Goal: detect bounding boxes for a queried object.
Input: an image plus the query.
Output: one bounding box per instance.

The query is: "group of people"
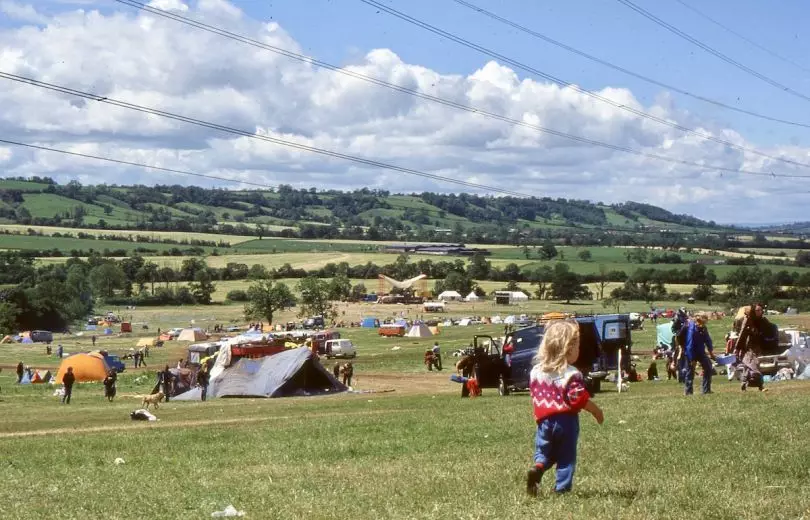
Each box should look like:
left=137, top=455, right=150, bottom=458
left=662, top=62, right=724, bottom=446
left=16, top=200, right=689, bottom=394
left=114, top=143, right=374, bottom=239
left=664, top=303, right=773, bottom=395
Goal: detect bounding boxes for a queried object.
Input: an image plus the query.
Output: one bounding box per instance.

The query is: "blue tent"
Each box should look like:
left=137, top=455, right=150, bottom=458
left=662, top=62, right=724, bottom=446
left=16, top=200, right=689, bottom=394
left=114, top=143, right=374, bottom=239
left=361, top=317, right=379, bottom=328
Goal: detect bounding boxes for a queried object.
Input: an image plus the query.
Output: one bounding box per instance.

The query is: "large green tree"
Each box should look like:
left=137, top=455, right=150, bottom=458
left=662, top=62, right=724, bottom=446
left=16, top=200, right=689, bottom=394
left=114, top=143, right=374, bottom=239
left=550, top=263, right=591, bottom=303
left=189, top=269, right=216, bottom=305
left=244, top=279, right=296, bottom=324
left=297, top=276, right=337, bottom=320
left=89, top=263, right=126, bottom=299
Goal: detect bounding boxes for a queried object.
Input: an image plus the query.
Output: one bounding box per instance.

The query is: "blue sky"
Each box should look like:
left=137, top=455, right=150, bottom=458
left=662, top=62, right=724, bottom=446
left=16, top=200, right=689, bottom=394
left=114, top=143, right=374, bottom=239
left=230, top=0, right=810, bottom=148
left=5, top=0, right=810, bottom=222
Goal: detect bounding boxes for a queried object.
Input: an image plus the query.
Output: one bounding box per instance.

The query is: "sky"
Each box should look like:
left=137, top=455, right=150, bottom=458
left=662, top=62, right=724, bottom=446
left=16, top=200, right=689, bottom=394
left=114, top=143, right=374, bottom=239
left=2, top=0, right=810, bottom=223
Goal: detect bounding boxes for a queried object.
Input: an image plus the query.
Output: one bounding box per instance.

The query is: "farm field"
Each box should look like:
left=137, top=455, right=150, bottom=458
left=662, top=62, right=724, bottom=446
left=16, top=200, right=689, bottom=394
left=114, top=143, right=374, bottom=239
left=0, top=234, right=220, bottom=254
left=0, top=224, right=255, bottom=245
left=2, top=309, right=810, bottom=519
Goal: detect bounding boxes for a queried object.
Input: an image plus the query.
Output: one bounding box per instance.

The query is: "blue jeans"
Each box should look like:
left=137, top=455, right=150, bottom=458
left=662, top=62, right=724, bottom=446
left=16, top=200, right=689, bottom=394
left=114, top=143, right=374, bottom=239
left=684, top=355, right=713, bottom=395
left=534, top=413, right=580, bottom=492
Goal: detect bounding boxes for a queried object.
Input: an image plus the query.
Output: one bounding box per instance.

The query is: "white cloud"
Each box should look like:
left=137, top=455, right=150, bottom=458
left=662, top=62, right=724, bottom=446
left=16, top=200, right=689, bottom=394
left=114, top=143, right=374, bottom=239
left=0, top=0, right=808, bottom=223
left=0, top=0, right=47, bottom=24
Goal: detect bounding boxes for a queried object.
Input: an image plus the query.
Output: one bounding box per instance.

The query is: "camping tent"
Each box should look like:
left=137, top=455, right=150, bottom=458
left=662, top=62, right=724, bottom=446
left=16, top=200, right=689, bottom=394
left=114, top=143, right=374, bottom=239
left=438, top=291, right=462, bottom=301
left=406, top=324, right=433, bottom=338
left=174, top=347, right=347, bottom=400
left=361, top=317, right=379, bottom=328
left=30, top=369, right=52, bottom=384
left=177, top=328, right=207, bottom=342
left=464, top=291, right=480, bottom=302
left=55, top=352, right=109, bottom=383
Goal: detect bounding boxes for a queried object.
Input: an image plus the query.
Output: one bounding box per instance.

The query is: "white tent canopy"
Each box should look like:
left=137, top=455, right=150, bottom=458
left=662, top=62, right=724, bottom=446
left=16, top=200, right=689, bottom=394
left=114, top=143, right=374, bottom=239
left=464, top=291, right=480, bottom=302
left=406, top=324, right=433, bottom=338
left=438, top=291, right=462, bottom=301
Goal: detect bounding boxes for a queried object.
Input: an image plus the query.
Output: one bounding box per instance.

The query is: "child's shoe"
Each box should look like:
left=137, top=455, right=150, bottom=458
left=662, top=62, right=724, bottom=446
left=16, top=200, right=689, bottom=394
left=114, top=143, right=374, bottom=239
left=526, top=464, right=544, bottom=497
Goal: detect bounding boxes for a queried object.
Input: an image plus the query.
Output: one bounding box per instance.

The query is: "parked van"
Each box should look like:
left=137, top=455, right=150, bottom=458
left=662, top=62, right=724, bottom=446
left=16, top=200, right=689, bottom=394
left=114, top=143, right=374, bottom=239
left=324, top=339, right=356, bottom=359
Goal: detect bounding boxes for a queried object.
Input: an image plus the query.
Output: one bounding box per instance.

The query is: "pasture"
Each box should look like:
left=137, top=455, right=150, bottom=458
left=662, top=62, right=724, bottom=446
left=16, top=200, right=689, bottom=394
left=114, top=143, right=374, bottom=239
left=2, top=308, right=810, bottom=519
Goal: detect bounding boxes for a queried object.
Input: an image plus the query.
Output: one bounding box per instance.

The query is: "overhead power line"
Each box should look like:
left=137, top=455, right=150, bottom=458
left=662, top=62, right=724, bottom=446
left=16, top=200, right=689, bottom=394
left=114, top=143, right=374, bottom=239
left=615, top=0, right=810, bottom=104
left=106, top=1, right=809, bottom=180
left=360, top=0, right=810, bottom=170
left=450, top=0, right=810, bottom=129
left=0, top=138, right=757, bottom=236
left=672, top=0, right=810, bottom=76
left=2, top=71, right=804, bottom=181
left=0, top=73, right=538, bottom=198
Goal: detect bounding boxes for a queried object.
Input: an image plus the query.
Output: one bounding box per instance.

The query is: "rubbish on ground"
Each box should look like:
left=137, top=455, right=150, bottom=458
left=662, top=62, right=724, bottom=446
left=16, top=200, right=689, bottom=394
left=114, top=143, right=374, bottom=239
left=211, top=505, right=245, bottom=517
left=130, top=409, right=158, bottom=421
left=114, top=458, right=125, bottom=465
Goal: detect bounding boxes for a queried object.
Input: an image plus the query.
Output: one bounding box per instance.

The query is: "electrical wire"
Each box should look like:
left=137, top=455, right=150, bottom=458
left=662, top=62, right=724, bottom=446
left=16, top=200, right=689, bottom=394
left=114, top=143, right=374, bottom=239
left=450, top=0, right=810, bottom=129
left=0, top=73, right=541, bottom=198
left=4, top=71, right=806, bottom=181
left=616, top=0, right=810, bottom=103
left=101, top=1, right=806, bottom=179
left=673, top=0, right=810, bottom=75
left=360, top=0, right=810, bottom=170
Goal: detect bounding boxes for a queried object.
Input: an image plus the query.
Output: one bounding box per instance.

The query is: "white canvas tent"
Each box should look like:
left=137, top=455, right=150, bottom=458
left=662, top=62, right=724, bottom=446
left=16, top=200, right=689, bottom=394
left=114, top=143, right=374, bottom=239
left=438, top=291, right=462, bottom=301
left=177, top=328, right=207, bottom=342
left=406, top=323, right=433, bottom=338
left=464, top=291, right=480, bottom=302
left=174, top=347, right=347, bottom=400
left=508, top=291, right=529, bottom=302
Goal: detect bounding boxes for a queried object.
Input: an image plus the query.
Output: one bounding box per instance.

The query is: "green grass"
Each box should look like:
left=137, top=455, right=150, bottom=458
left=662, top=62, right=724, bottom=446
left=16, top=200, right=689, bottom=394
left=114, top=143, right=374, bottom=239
left=0, top=234, right=221, bottom=254
left=1, top=335, right=809, bottom=519
left=0, top=179, right=50, bottom=191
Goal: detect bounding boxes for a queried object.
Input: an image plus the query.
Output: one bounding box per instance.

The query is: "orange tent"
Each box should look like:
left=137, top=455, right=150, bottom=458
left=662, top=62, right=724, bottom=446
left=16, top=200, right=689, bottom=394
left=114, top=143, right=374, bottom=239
left=55, top=352, right=109, bottom=383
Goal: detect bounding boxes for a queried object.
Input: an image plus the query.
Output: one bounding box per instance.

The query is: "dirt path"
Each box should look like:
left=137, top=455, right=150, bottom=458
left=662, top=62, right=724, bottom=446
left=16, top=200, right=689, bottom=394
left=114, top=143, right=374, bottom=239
left=0, top=407, right=417, bottom=439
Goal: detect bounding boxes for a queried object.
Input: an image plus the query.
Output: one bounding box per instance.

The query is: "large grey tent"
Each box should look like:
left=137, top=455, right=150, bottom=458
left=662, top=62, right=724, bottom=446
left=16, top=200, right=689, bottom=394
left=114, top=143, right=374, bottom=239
left=174, top=347, right=347, bottom=400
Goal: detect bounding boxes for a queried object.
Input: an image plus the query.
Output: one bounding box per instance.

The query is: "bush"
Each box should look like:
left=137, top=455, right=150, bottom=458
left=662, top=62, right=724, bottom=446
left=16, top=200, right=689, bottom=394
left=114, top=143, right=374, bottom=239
left=226, top=289, right=248, bottom=302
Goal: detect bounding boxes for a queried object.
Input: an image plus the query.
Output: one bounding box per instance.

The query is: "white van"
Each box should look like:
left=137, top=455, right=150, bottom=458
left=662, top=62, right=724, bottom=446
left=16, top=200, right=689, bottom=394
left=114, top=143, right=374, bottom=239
left=325, top=339, right=356, bottom=359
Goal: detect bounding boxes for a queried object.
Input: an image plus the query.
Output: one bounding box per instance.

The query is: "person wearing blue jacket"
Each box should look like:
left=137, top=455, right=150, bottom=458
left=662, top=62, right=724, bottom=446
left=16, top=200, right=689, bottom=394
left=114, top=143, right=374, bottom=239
left=677, top=313, right=716, bottom=395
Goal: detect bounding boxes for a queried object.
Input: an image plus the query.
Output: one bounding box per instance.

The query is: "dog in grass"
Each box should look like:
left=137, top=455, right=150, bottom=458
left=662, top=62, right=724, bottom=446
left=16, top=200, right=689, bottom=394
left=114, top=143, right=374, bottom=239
left=141, top=391, right=165, bottom=409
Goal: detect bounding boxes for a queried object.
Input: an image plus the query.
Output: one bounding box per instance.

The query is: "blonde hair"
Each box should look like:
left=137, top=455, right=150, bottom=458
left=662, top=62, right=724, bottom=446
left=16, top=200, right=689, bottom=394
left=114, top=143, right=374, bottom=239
left=534, top=320, right=580, bottom=374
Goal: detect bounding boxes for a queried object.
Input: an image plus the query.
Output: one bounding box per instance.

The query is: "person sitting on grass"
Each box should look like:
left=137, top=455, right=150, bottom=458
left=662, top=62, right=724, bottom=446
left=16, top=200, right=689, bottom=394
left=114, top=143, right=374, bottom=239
left=526, top=320, right=604, bottom=497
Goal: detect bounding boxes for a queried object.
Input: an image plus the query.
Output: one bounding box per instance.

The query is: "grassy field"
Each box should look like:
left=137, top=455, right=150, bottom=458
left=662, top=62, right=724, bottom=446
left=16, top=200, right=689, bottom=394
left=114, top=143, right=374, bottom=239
left=0, top=225, right=256, bottom=245
left=0, top=234, right=220, bottom=254
left=2, top=309, right=810, bottom=519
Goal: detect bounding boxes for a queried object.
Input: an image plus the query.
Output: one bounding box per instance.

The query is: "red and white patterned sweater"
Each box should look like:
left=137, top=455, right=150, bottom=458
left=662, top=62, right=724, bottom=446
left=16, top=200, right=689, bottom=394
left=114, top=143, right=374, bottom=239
left=530, top=365, right=590, bottom=423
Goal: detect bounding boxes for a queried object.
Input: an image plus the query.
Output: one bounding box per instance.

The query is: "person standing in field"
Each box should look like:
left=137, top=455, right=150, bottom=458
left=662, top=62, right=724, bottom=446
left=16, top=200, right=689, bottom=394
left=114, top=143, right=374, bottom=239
left=160, top=365, right=173, bottom=402
left=62, top=367, right=75, bottom=405
left=16, top=361, right=24, bottom=383
left=197, top=366, right=210, bottom=402
left=103, top=369, right=117, bottom=402
left=678, top=313, right=716, bottom=396
left=526, top=320, right=604, bottom=496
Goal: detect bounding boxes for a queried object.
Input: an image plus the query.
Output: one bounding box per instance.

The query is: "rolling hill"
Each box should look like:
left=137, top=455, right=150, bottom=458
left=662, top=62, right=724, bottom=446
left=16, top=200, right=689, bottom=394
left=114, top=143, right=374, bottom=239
left=0, top=177, right=742, bottom=244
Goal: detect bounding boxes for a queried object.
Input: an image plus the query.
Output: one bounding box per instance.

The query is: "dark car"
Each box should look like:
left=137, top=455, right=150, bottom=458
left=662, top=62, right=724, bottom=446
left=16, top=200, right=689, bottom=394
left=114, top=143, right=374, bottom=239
left=97, top=351, right=126, bottom=373
left=303, top=316, right=325, bottom=330
left=30, top=330, right=54, bottom=344
left=472, top=314, right=633, bottom=395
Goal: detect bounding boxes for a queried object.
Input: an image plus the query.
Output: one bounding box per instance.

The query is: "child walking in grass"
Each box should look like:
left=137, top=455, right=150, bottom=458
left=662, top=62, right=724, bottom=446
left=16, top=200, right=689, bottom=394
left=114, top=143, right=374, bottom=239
left=526, top=320, right=604, bottom=496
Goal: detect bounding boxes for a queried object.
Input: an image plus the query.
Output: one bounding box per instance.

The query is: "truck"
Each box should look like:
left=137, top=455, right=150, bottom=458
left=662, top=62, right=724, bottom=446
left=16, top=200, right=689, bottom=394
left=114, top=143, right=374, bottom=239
left=469, top=314, right=632, bottom=395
